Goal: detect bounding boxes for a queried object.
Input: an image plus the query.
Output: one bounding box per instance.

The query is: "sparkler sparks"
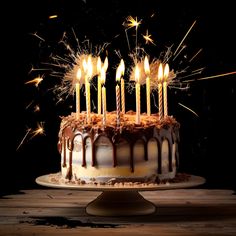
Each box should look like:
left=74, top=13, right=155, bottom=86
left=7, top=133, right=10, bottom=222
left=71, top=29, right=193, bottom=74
left=19, top=9, right=235, bottom=152
left=16, top=122, right=45, bottom=151
left=49, top=15, right=58, bottom=19
left=25, top=76, right=44, bottom=87
left=30, top=122, right=45, bottom=139
left=124, top=16, right=142, bottom=29
left=142, top=30, right=156, bottom=45
left=42, top=33, right=110, bottom=102
left=178, top=103, right=199, bottom=117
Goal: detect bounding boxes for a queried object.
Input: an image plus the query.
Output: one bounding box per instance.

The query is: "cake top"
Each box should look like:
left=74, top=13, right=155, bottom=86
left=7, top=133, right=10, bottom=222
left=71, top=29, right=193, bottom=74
left=59, top=110, right=179, bottom=137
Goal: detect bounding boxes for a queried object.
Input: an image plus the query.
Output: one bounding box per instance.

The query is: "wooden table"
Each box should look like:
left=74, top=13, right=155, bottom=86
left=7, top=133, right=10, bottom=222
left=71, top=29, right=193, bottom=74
left=0, top=188, right=236, bottom=235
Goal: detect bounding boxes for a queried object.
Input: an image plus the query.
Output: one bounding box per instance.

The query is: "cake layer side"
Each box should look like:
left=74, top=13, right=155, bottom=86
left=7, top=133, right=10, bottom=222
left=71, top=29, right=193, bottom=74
left=58, top=112, right=180, bottom=183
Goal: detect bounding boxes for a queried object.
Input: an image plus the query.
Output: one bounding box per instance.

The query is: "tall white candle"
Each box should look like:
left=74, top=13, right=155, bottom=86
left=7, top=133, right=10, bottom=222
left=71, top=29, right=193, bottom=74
left=144, top=56, right=151, bottom=116
left=120, top=59, right=125, bottom=114
left=116, top=84, right=120, bottom=127
left=163, top=63, right=170, bottom=117
left=158, top=63, right=163, bottom=120
left=86, top=56, right=93, bottom=124
left=101, top=67, right=106, bottom=127
left=135, top=65, right=141, bottom=124
left=103, top=57, right=108, bottom=113
left=116, top=65, right=121, bottom=127
left=97, top=57, right=102, bottom=115
left=76, top=68, right=81, bottom=119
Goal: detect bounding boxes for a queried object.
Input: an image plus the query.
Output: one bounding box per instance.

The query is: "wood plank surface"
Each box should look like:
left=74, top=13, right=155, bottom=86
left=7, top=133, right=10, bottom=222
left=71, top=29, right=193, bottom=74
left=0, top=189, right=236, bottom=236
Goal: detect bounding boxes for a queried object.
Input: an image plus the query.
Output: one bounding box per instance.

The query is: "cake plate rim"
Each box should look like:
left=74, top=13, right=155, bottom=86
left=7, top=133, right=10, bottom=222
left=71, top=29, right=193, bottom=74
left=35, top=173, right=206, bottom=216
left=35, top=172, right=206, bottom=191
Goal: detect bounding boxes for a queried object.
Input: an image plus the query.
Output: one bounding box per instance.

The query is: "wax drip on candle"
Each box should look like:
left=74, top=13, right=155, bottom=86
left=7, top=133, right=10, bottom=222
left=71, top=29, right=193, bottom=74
left=163, top=63, right=170, bottom=117
left=75, top=68, right=81, bottom=119
left=135, top=65, right=141, bottom=124
left=144, top=56, right=151, bottom=116
left=158, top=63, right=163, bottom=120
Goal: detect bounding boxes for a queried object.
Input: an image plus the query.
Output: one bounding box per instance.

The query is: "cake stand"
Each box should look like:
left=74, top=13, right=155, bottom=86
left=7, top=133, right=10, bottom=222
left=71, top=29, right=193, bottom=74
left=36, top=173, right=205, bottom=216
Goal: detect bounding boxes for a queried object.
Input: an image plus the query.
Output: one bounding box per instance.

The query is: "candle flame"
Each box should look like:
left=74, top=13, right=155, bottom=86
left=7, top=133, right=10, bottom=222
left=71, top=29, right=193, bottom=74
left=158, top=63, right=163, bottom=82
left=100, top=67, right=106, bottom=85
left=164, top=63, right=170, bottom=81
left=76, top=68, right=81, bottom=82
left=144, top=56, right=150, bottom=75
left=82, top=59, right=87, bottom=73
left=116, top=65, right=122, bottom=82
left=25, top=76, right=43, bottom=87
left=135, top=65, right=140, bottom=83
left=120, top=59, right=125, bottom=76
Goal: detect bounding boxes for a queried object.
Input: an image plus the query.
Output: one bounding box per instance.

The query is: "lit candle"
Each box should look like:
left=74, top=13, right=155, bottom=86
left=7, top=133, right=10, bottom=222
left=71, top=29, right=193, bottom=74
left=101, top=68, right=106, bottom=127
left=103, top=57, right=108, bottom=112
left=120, top=59, right=125, bottom=114
left=97, top=57, right=102, bottom=115
left=163, top=63, right=170, bottom=117
left=116, top=64, right=121, bottom=127
left=86, top=56, right=93, bottom=124
left=158, top=63, right=163, bottom=120
left=135, top=65, right=141, bottom=124
left=76, top=68, right=81, bottom=119
left=144, top=56, right=151, bottom=116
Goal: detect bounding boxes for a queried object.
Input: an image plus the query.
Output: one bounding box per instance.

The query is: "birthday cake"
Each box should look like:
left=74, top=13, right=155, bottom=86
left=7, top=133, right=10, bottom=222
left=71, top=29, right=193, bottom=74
left=57, top=110, right=180, bottom=185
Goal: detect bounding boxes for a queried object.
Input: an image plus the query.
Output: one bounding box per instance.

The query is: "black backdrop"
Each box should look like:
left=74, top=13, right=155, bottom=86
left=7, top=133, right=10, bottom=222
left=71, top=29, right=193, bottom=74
left=2, top=0, right=236, bottom=195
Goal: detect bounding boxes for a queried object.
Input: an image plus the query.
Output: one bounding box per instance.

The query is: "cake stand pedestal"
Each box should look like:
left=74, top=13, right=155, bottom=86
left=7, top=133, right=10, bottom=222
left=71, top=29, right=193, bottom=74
left=86, top=190, right=156, bottom=216
left=36, top=174, right=205, bottom=216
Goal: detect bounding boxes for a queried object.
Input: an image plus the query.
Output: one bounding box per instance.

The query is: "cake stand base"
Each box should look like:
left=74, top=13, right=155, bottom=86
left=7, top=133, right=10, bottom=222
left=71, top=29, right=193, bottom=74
left=36, top=173, right=205, bottom=216
left=86, top=190, right=156, bottom=216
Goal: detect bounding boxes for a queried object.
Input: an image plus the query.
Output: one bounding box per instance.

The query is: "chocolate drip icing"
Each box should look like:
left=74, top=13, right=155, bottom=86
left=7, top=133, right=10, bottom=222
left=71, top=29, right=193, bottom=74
left=65, top=137, right=74, bottom=180
left=58, top=111, right=180, bottom=178
left=62, top=137, right=66, bottom=167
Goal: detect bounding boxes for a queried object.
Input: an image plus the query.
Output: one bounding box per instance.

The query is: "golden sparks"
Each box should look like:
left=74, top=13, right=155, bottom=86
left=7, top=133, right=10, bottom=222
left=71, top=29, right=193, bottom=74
left=25, top=76, right=43, bottom=87
left=178, top=103, right=199, bottom=117
left=30, top=122, right=45, bottom=139
left=16, top=128, right=32, bottom=151
left=124, top=16, right=142, bottom=29
left=184, top=71, right=236, bottom=83
left=34, top=105, right=40, bottom=112
left=142, top=30, right=156, bottom=45
left=16, top=122, right=45, bottom=151
left=173, top=20, right=197, bottom=56
left=49, top=15, right=58, bottom=19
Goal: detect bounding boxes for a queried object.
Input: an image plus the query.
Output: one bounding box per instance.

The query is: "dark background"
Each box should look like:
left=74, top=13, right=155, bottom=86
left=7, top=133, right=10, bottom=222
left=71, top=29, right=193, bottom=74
left=2, top=0, right=236, bottom=195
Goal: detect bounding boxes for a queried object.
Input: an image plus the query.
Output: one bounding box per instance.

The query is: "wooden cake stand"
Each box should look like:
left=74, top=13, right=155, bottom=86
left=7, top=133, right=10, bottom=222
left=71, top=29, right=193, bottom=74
left=36, top=173, right=205, bottom=216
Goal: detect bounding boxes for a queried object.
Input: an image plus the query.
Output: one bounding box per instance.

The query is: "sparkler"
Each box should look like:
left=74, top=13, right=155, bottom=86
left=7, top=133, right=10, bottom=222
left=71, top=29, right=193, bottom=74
left=18, top=11, right=235, bottom=151
left=123, top=16, right=142, bottom=61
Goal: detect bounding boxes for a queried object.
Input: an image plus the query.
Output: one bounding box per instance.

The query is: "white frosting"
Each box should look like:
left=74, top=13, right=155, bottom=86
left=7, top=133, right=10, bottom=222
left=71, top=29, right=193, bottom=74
left=61, top=136, right=177, bottom=182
